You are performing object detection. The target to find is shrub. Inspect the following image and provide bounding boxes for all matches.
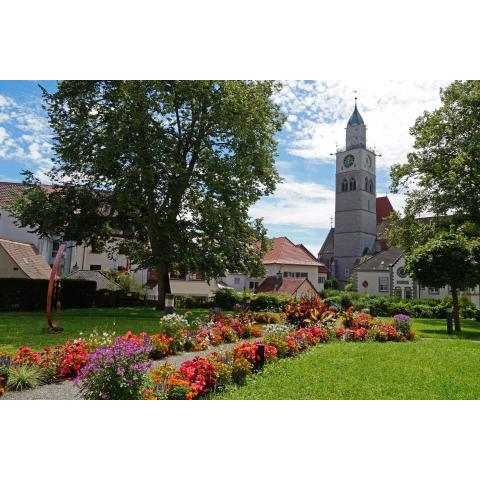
[250,312,285,324]
[150,333,174,359]
[284,293,333,328]
[213,289,241,310]
[56,340,88,378]
[324,278,339,290]
[0,278,96,311]
[340,294,352,310]
[179,356,217,398]
[231,357,253,385]
[263,333,291,358]
[77,328,117,352]
[76,332,152,400]
[6,364,45,391]
[158,313,189,352]
[393,314,412,337]
[250,293,291,312]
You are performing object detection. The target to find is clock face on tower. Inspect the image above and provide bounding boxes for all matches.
[343,154,354,168]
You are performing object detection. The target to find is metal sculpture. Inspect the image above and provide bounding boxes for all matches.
[45,243,66,332]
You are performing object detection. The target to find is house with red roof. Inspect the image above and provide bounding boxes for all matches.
[222,237,328,295]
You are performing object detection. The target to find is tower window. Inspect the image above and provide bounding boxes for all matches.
[369,179,373,193]
[341,178,348,192]
[365,177,368,191]
[349,178,356,191]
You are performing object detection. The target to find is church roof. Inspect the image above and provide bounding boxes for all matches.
[347,104,365,127]
[354,247,404,272]
[0,181,54,208]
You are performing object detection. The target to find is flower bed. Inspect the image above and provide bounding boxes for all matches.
[2,295,416,399]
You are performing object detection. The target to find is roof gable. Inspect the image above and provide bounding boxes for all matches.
[255,276,317,295]
[376,196,394,225]
[0,238,52,279]
[261,237,325,267]
[354,247,404,272]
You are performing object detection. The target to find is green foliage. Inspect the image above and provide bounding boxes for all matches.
[6,364,45,391]
[405,232,480,291]
[249,293,291,312]
[9,81,285,306]
[391,81,480,225]
[324,278,339,290]
[213,289,241,310]
[0,278,97,311]
[107,272,147,295]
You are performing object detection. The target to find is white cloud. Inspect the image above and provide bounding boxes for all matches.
[274,80,450,169]
[0,126,8,145]
[250,175,335,229]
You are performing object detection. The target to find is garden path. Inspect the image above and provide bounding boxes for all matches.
[1,338,262,400]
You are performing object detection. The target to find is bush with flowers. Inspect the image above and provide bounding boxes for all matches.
[150,333,174,359]
[0,353,13,397]
[393,314,413,337]
[77,328,117,352]
[75,332,153,400]
[285,293,337,328]
[13,341,88,382]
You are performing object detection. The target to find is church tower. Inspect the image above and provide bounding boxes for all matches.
[333,99,377,287]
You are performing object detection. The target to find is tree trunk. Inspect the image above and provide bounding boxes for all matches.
[451,285,461,332]
[155,261,171,310]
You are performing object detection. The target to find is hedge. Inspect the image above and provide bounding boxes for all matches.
[0,278,97,311]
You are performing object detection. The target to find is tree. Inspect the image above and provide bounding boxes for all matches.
[405,232,480,331]
[391,80,480,224]
[9,81,285,307]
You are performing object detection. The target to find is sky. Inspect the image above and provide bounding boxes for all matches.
[0,80,449,256]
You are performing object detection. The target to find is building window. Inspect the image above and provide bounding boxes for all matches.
[90,265,101,271]
[428,287,440,295]
[190,272,205,280]
[51,240,61,258]
[394,287,402,298]
[349,178,356,191]
[249,281,259,290]
[318,276,325,284]
[294,272,308,278]
[234,277,240,285]
[283,272,294,278]
[369,179,373,193]
[344,268,349,278]
[404,287,412,299]
[365,177,369,191]
[379,277,389,292]
[342,179,348,192]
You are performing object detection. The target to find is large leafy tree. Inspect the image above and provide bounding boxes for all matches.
[391,80,480,222]
[9,81,285,307]
[405,232,480,331]
[387,81,480,318]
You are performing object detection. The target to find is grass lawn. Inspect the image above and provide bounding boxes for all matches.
[409,317,480,340]
[216,339,480,400]
[0,307,214,353]
[215,318,480,400]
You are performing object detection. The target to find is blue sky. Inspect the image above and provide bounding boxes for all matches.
[0,80,449,255]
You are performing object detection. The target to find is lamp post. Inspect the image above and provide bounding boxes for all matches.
[445,307,453,335]
[164,293,175,315]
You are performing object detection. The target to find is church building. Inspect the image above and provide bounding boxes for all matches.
[319,99,391,288]
[318,100,480,306]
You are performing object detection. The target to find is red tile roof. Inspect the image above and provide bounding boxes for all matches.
[0,182,53,208]
[259,237,326,267]
[376,196,394,225]
[255,276,317,295]
[0,238,52,279]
